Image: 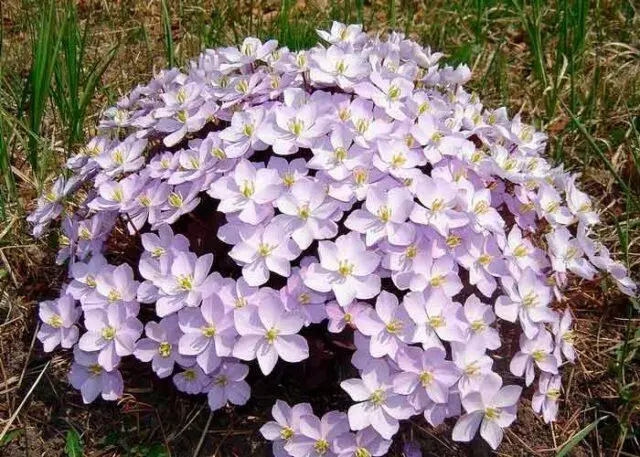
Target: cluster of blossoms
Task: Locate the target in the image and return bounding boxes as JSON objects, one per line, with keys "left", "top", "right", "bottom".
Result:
{"left": 31, "top": 21, "right": 636, "bottom": 454}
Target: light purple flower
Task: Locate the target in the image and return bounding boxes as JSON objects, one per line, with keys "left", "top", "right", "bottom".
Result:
{"left": 341, "top": 360, "right": 414, "bottom": 440}
{"left": 355, "top": 291, "right": 413, "bottom": 358}
{"left": 178, "top": 294, "right": 236, "bottom": 373}
{"left": 261, "top": 400, "right": 314, "bottom": 457}
{"left": 78, "top": 304, "right": 143, "bottom": 370}
{"left": 207, "top": 361, "right": 251, "bottom": 410}
{"left": 452, "top": 372, "right": 521, "bottom": 450}
{"left": 37, "top": 294, "right": 81, "bottom": 352}
{"left": 233, "top": 290, "right": 308, "bottom": 375}
{"left": 510, "top": 329, "right": 559, "bottom": 386}
{"left": 333, "top": 428, "right": 392, "bottom": 457}
{"left": 532, "top": 373, "right": 561, "bottom": 423}
{"left": 326, "top": 301, "right": 369, "bottom": 333}
{"left": 134, "top": 314, "right": 192, "bottom": 378}
{"left": 173, "top": 365, "right": 211, "bottom": 394}
{"left": 303, "top": 232, "right": 381, "bottom": 306}
{"left": 68, "top": 347, "right": 124, "bottom": 403}
{"left": 285, "top": 410, "right": 350, "bottom": 457}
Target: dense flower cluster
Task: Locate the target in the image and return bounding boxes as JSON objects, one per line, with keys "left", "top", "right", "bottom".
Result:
{"left": 30, "top": 21, "right": 636, "bottom": 453}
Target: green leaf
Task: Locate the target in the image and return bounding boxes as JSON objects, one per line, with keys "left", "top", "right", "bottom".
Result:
{"left": 65, "top": 428, "right": 84, "bottom": 457}
{"left": 0, "top": 429, "right": 23, "bottom": 447}
{"left": 555, "top": 416, "right": 607, "bottom": 457}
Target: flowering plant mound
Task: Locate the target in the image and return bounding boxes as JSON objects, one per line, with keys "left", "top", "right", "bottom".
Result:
{"left": 30, "top": 21, "right": 636, "bottom": 454}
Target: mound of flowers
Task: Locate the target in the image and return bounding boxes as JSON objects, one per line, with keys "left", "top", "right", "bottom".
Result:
{"left": 29, "top": 21, "right": 636, "bottom": 454}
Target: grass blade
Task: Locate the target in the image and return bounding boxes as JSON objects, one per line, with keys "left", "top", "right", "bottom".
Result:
{"left": 64, "top": 429, "right": 83, "bottom": 457}
{"left": 161, "top": 0, "right": 175, "bottom": 67}
{"left": 555, "top": 416, "right": 607, "bottom": 457}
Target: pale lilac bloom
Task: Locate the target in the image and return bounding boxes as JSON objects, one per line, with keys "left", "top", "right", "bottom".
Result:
{"left": 154, "top": 252, "right": 216, "bottom": 316}
{"left": 553, "top": 308, "right": 576, "bottom": 363}
{"left": 340, "top": 360, "right": 414, "bottom": 440}
{"left": 209, "top": 159, "right": 282, "bottom": 224}
{"left": 156, "top": 101, "right": 217, "bottom": 147}
{"left": 134, "top": 314, "right": 192, "bottom": 378}
{"left": 310, "top": 46, "right": 369, "bottom": 89}
{"left": 510, "top": 329, "right": 559, "bottom": 386}
{"left": 261, "top": 400, "right": 314, "bottom": 457}
{"left": 78, "top": 304, "right": 143, "bottom": 370}
{"left": 219, "top": 37, "right": 278, "bottom": 70}
{"left": 326, "top": 301, "right": 369, "bottom": 333}
{"left": 68, "top": 347, "right": 124, "bottom": 403}
{"left": 393, "top": 345, "right": 460, "bottom": 407}
{"left": 219, "top": 106, "right": 268, "bottom": 157}
{"left": 458, "top": 234, "right": 508, "bottom": 297}
{"left": 258, "top": 103, "right": 331, "bottom": 155}
{"left": 303, "top": 232, "right": 381, "bottom": 306}
{"left": 462, "top": 295, "right": 500, "bottom": 350}
{"left": 178, "top": 294, "right": 236, "bottom": 373}
{"left": 532, "top": 373, "right": 561, "bottom": 423}
{"left": 66, "top": 254, "right": 108, "bottom": 302}
{"left": 452, "top": 372, "right": 521, "bottom": 450}
{"left": 333, "top": 428, "right": 392, "bottom": 457}
{"left": 347, "top": 98, "right": 393, "bottom": 148}
{"left": 285, "top": 410, "right": 350, "bottom": 457}
{"left": 309, "top": 128, "right": 372, "bottom": 181}
{"left": 354, "top": 71, "right": 413, "bottom": 120}
{"left": 316, "top": 22, "right": 365, "bottom": 46}
{"left": 408, "top": 252, "right": 463, "bottom": 296}
{"left": 536, "top": 183, "right": 574, "bottom": 225}
{"left": 218, "top": 277, "right": 260, "bottom": 313}
{"left": 355, "top": 291, "right": 414, "bottom": 358}
{"left": 373, "top": 139, "right": 425, "bottom": 178}
{"left": 173, "top": 366, "right": 211, "bottom": 394}
{"left": 229, "top": 222, "right": 301, "bottom": 286}
{"left": 94, "top": 136, "right": 146, "bottom": 176}
{"left": 410, "top": 177, "right": 467, "bottom": 236}
{"left": 495, "top": 267, "right": 556, "bottom": 338}
{"left": 345, "top": 185, "right": 415, "bottom": 246}
{"left": 87, "top": 263, "right": 139, "bottom": 312}
{"left": 268, "top": 156, "right": 309, "bottom": 188}
{"left": 37, "top": 294, "right": 81, "bottom": 352}
{"left": 451, "top": 337, "right": 494, "bottom": 395}
{"left": 546, "top": 226, "right": 596, "bottom": 279}
{"left": 207, "top": 361, "right": 251, "bottom": 410}
{"left": 275, "top": 177, "right": 340, "bottom": 249}
{"left": 156, "top": 179, "right": 203, "bottom": 225}
{"left": 403, "top": 289, "right": 466, "bottom": 349}
{"left": 140, "top": 224, "right": 190, "bottom": 262}
{"left": 566, "top": 176, "right": 599, "bottom": 225}
{"left": 280, "top": 267, "right": 328, "bottom": 326}
{"left": 233, "top": 290, "right": 308, "bottom": 375}
{"left": 461, "top": 188, "right": 504, "bottom": 234}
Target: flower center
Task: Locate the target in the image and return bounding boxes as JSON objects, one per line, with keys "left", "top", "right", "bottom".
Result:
{"left": 547, "top": 388, "right": 561, "bottom": 400}
{"left": 385, "top": 319, "right": 403, "bottom": 334}
{"left": 88, "top": 364, "right": 103, "bottom": 377}
{"left": 471, "top": 320, "right": 486, "bottom": 331}
{"left": 280, "top": 427, "right": 294, "bottom": 441}
{"left": 107, "top": 289, "right": 122, "bottom": 303}
{"left": 314, "top": 439, "right": 330, "bottom": 455}
{"left": 338, "top": 260, "right": 354, "bottom": 277}
{"left": 288, "top": 119, "right": 305, "bottom": 136}
{"left": 429, "top": 315, "right": 445, "bottom": 328}
{"left": 152, "top": 247, "right": 165, "bottom": 257}
{"left": 353, "top": 168, "right": 368, "bottom": 185}
{"left": 242, "top": 124, "right": 255, "bottom": 137}
{"left": 212, "top": 147, "right": 226, "bottom": 159}
{"left": 478, "top": 254, "right": 492, "bottom": 265}
{"left": 265, "top": 328, "right": 279, "bottom": 343}
{"left": 388, "top": 85, "right": 401, "bottom": 100}
{"left": 298, "top": 292, "right": 311, "bottom": 305}
{"left": 513, "top": 244, "right": 528, "bottom": 258}
{"left": 406, "top": 244, "right": 418, "bottom": 259}
{"left": 177, "top": 110, "right": 188, "bottom": 123}
{"left": 355, "top": 119, "right": 369, "bottom": 134}
{"left": 334, "top": 147, "right": 348, "bottom": 162}
{"left": 139, "top": 195, "right": 152, "bottom": 207}
{"left": 111, "top": 188, "right": 124, "bottom": 203}
{"left": 78, "top": 226, "right": 91, "bottom": 240}
{"left": 258, "top": 243, "right": 275, "bottom": 257}
{"left": 183, "top": 369, "right": 197, "bottom": 381}
{"left": 446, "top": 234, "right": 461, "bottom": 248}
{"left": 234, "top": 297, "right": 248, "bottom": 308}
{"left": 431, "top": 198, "right": 444, "bottom": 212}
{"left": 282, "top": 173, "right": 296, "bottom": 187}
{"left": 370, "top": 388, "right": 386, "bottom": 406}
{"left": 298, "top": 205, "right": 311, "bottom": 220}
{"left": 532, "top": 349, "right": 547, "bottom": 362}
{"left": 430, "top": 275, "right": 445, "bottom": 287}
{"left": 158, "top": 342, "right": 172, "bottom": 357}
{"left": 338, "top": 108, "right": 351, "bottom": 121}
{"left": 48, "top": 314, "right": 63, "bottom": 328}
{"left": 168, "top": 192, "right": 184, "bottom": 208}
{"left": 343, "top": 313, "right": 352, "bottom": 323}
{"left": 101, "top": 326, "right": 116, "bottom": 340}
{"left": 562, "top": 330, "right": 575, "bottom": 344}
{"left": 201, "top": 325, "right": 217, "bottom": 337}
{"left": 485, "top": 407, "right": 501, "bottom": 420}
{"left": 464, "top": 362, "right": 479, "bottom": 376}
{"left": 474, "top": 200, "right": 490, "bottom": 215}
{"left": 214, "top": 375, "right": 229, "bottom": 386}
{"left": 390, "top": 153, "right": 406, "bottom": 168}
{"left": 177, "top": 274, "right": 194, "bottom": 291}
{"left": 545, "top": 201, "right": 560, "bottom": 213}
{"left": 355, "top": 448, "right": 372, "bottom": 457}
{"left": 86, "top": 276, "right": 97, "bottom": 288}
{"left": 522, "top": 292, "right": 538, "bottom": 308}
{"left": 236, "top": 80, "right": 249, "bottom": 94}
{"left": 377, "top": 206, "right": 391, "bottom": 223}
{"left": 419, "top": 371, "right": 434, "bottom": 387}
{"left": 241, "top": 180, "right": 255, "bottom": 198}
{"left": 112, "top": 149, "right": 124, "bottom": 165}
{"left": 335, "top": 60, "right": 347, "bottom": 74}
